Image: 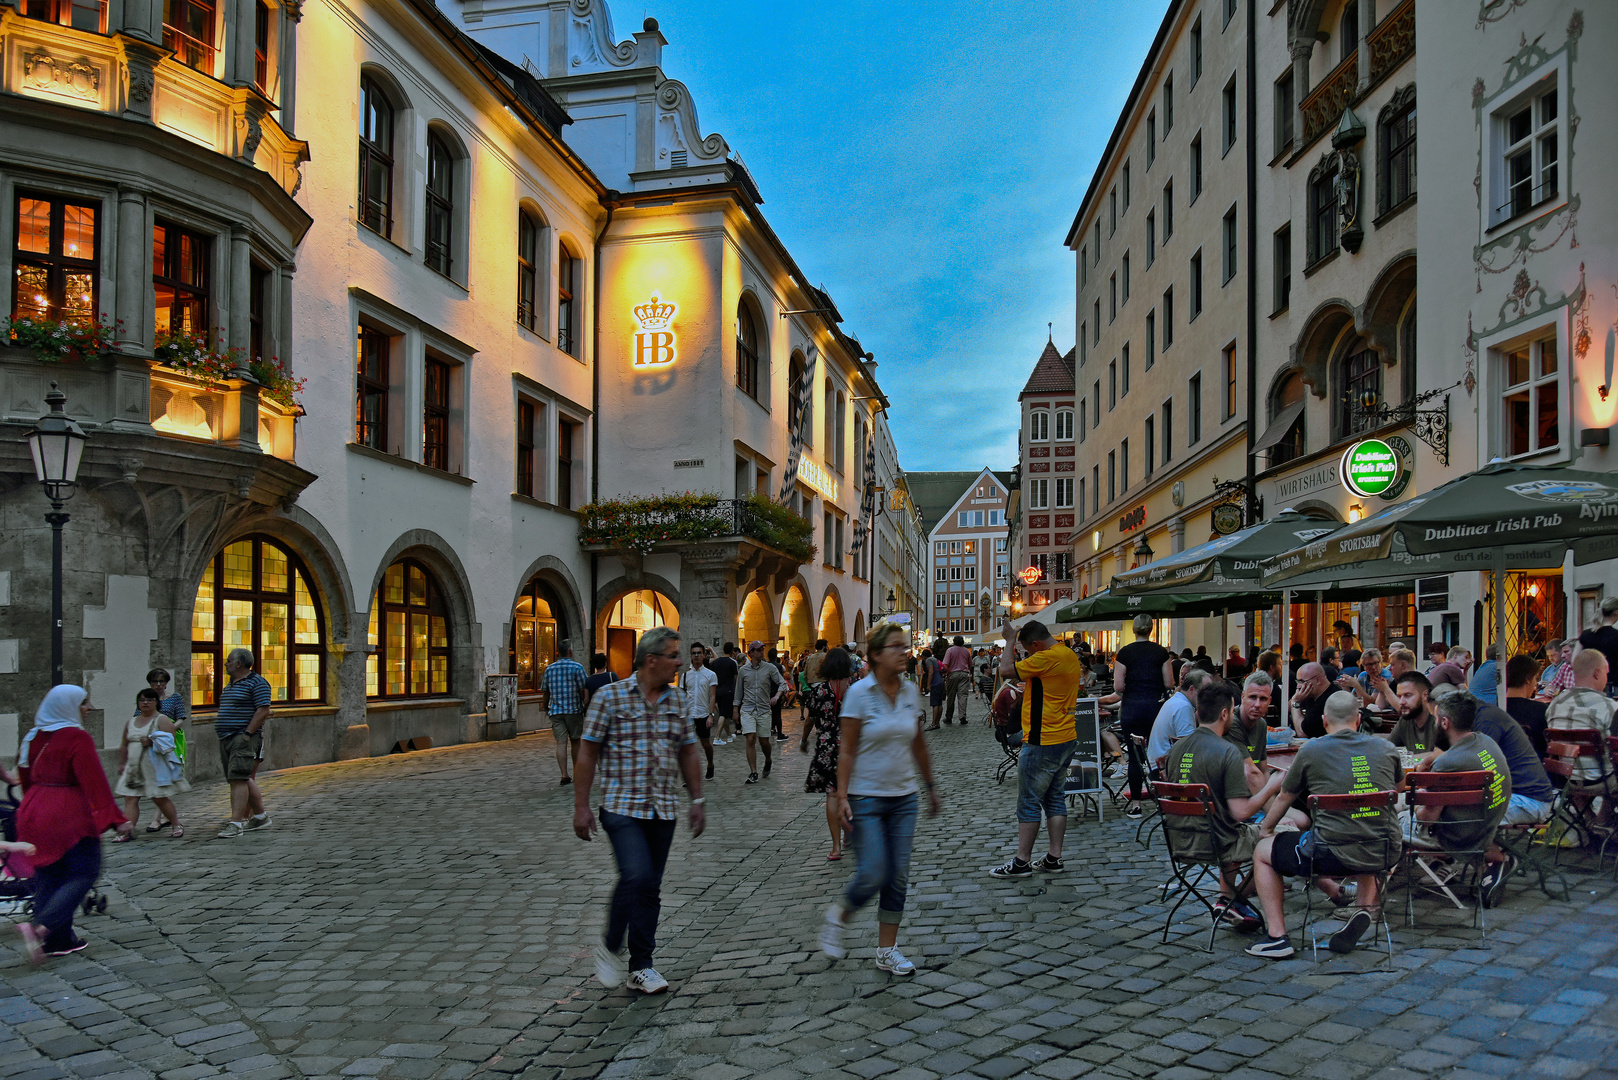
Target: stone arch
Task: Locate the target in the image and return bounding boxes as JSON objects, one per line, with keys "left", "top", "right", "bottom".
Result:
{"left": 1358, "top": 250, "right": 1416, "bottom": 366}
{"left": 365, "top": 529, "right": 482, "bottom": 704}
{"left": 818, "top": 585, "right": 846, "bottom": 647}
{"left": 505, "top": 555, "right": 586, "bottom": 690}
{"left": 594, "top": 577, "right": 681, "bottom": 676}
{"left": 738, "top": 588, "right": 775, "bottom": 649}
{"left": 1290, "top": 298, "right": 1357, "bottom": 399}
{"left": 779, "top": 578, "right": 816, "bottom": 654}
{"left": 850, "top": 611, "right": 866, "bottom": 646}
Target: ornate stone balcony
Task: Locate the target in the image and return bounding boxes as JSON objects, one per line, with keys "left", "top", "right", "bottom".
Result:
{"left": 1295, "top": 0, "right": 1414, "bottom": 156}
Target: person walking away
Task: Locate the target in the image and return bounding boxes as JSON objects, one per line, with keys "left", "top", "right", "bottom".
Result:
{"left": 819, "top": 623, "right": 940, "bottom": 974}
{"left": 574, "top": 627, "right": 704, "bottom": 995}
{"left": 941, "top": 636, "right": 974, "bottom": 724}
{"left": 112, "top": 689, "right": 189, "bottom": 839}
{"left": 989, "top": 619, "right": 1087, "bottom": 877}
{"left": 738, "top": 641, "right": 786, "bottom": 783}
{"left": 804, "top": 639, "right": 828, "bottom": 688}
{"left": 1114, "top": 615, "right": 1173, "bottom": 814}
{"left": 14, "top": 686, "right": 132, "bottom": 962}
{"left": 144, "top": 668, "right": 188, "bottom": 832}
{"left": 769, "top": 647, "right": 789, "bottom": 741}
{"left": 681, "top": 642, "right": 719, "bottom": 780}
{"left": 923, "top": 642, "right": 945, "bottom": 729}
{"left": 711, "top": 642, "right": 740, "bottom": 744}
{"left": 542, "top": 641, "right": 588, "bottom": 786}
{"left": 215, "top": 648, "right": 271, "bottom": 838}
{"left": 802, "top": 647, "right": 856, "bottom": 860}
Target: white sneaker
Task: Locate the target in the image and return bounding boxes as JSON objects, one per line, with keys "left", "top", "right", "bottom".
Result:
{"left": 627, "top": 967, "right": 669, "bottom": 994}
{"left": 818, "top": 904, "right": 847, "bottom": 959}
{"left": 1105, "top": 761, "right": 1128, "bottom": 779}
{"left": 215, "top": 821, "right": 245, "bottom": 839}
{"left": 875, "top": 947, "right": 915, "bottom": 975}
{"left": 244, "top": 813, "right": 272, "bottom": 832}
{"left": 594, "top": 942, "right": 626, "bottom": 988}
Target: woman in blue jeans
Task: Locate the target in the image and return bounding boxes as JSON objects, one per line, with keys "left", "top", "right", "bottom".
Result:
{"left": 819, "top": 622, "right": 941, "bottom": 975}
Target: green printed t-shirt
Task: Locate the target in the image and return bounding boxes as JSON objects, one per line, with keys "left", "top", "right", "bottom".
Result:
{"left": 1283, "top": 728, "right": 1403, "bottom": 872}
{"left": 1164, "top": 726, "right": 1250, "bottom": 860}
{"left": 1388, "top": 712, "right": 1440, "bottom": 753}
{"left": 1430, "top": 731, "right": 1512, "bottom": 851}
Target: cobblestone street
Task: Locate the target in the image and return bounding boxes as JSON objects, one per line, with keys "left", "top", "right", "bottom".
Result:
{"left": 6, "top": 697, "right": 1618, "bottom": 1080}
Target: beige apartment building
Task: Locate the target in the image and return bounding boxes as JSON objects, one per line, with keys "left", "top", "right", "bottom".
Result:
{"left": 1007, "top": 339, "right": 1077, "bottom": 617}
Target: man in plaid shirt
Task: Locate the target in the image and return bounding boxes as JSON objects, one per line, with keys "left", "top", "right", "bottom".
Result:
{"left": 542, "top": 642, "right": 588, "bottom": 786}
{"left": 1547, "top": 649, "right": 1616, "bottom": 783}
{"left": 574, "top": 627, "right": 705, "bottom": 995}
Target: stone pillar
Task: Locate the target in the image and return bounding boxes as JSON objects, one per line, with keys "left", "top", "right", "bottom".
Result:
{"left": 678, "top": 545, "right": 742, "bottom": 659}
{"left": 1291, "top": 41, "right": 1312, "bottom": 149}
{"left": 219, "top": 379, "right": 263, "bottom": 452}
{"left": 113, "top": 187, "right": 148, "bottom": 354}
{"left": 116, "top": 0, "right": 161, "bottom": 44}
{"left": 227, "top": 226, "right": 250, "bottom": 355}
{"left": 229, "top": 0, "right": 256, "bottom": 87}
{"left": 276, "top": 262, "right": 294, "bottom": 365}
{"left": 278, "top": 3, "right": 298, "bottom": 131}
{"left": 1357, "top": 0, "right": 1374, "bottom": 93}
{"left": 1168, "top": 520, "right": 1187, "bottom": 653}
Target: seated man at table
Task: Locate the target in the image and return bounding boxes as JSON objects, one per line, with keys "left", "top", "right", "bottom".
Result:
{"left": 1386, "top": 672, "right": 1442, "bottom": 754}
{"left": 1288, "top": 663, "right": 1331, "bottom": 739}
{"left": 1226, "top": 672, "right": 1273, "bottom": 772}
{"left": 1163, "top": 680, "right": 1284, "bottom": 933}
{"left": 1146, "top": 668, "right": 1215, "bottom": 768}
{"left": 1409, "top": 693, "right": 1510, "bottom": 852}
{"left": 1429, "top": 647, "right": 1473, "bottom": 690}
{"left": 1248, "top": 692, "right": 1403, "bottom": 959}
{"left": 1503, "top": 654, "right": 1549, "bottom": 756}
{"left": 1363, "top": 648, "right": 1417, "bottom": 712}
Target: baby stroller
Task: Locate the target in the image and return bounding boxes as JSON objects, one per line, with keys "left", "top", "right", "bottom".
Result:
{"left": 0, "top": 784, "right": 108, "bottom": 919}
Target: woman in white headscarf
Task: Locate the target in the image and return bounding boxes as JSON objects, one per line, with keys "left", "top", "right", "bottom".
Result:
{"left": 14, "top": 685, "right": 130, "bottom": 964}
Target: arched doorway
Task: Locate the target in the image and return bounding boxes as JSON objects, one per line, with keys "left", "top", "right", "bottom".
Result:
{"left": 605, "top": 589, "right": 678, "bottom": 677}
{"left": 510, "top": 575, "right": 570, "bottom": 693}
{"left": 780, "top": 584, "right": 814, "bottom": 654}
{"left": 850, "top": 611, "right": 866, "bottom": 648}
{"left": 738, "top": 589, "right": 773, "bottom": 649}
{"left": 819, "top": 590, "right": 845, "bottom": 648}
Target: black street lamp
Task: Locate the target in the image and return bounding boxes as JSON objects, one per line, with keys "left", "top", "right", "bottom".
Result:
{"left": 1134, "top": 535, "right": 1154, "bottom": 565}
{"left": 26, "top": 383, "right": 87, "bottom": 687}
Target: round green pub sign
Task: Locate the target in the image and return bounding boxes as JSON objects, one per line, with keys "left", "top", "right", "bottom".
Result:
{"left": 1340, "top": 439, "right": 1402, "bottom": 498}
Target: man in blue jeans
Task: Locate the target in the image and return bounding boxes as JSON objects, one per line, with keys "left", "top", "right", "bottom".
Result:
{"left": 574, "top": 627, "right": 706, "bottom": 995}
{"left": 989, "top": 620, "right": 1088, "bottom": 878}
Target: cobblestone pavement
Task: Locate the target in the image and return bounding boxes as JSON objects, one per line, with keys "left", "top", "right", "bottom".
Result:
{"left": 6, "top": 694, "right": 1618, "bottom": 1080}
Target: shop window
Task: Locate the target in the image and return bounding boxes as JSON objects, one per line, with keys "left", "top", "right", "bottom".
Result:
{"left": 510, "top": 577, "right": 564, "bottom": 692}
{"left": 153, "top": 221, "right": 209, "bottom": 337}
{"left": 358, "top": 75, "right": 396, "bottom": 236}
{"left": 354, "top": 326, "right": 389, "bottom": 451}
{"left": 557, "top": 246, "right": 578, "bottom": 355}
{"left": 517, "top": 210, "right": 540, "bottom": 330}
{"left": 191, "top": 536, "right": 325, "bottom": 708}
{"left": 163, "top": 0, "right": 216, "bottom": 73}
{"left": 19, "top": 0, "right": 105, "bottom": 33}
{"left": 12, "top": 193, "right": 97, "bottom": 324}
{"left": 367, "top": 559, "right": 451, "bottom": 698}
{"left": 424, "top": 134, "right": 454, "bottom": 276}
{"left": 1501, "top": 332, "right": 1560, "bottom": 458}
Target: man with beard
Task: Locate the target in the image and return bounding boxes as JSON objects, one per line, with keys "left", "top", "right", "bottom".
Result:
{"left": 1289, "top": 663, "right": 1331, "bottom": 739}
{"left": 1386, "top": 672, "right": 1441, "bottom": 754}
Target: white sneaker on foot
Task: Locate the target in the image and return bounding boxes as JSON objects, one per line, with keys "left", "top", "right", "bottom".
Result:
{"left": 627, "top": 967, "right": 669, "bottom": 994}
{"left": 594, "top": 942, "right": 626, "bottom": 988}
{"left": 215, "top": 821, "right": 245, "bottom": 839}
{"left": 818, "top": 904, "right": 847, "bottom": 959}
{"left": 244, "top": 813, "right": 272, "bottom": 832}
{"left": 875, "top": 947, "right": 915, "bottom": 975}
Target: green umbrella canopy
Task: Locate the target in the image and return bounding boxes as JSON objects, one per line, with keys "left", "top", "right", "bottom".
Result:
{"left": 1112, "top": 510, "right": 1342, "bottom": 595}
{"left": 1262, "top": 462, "right": 1618, "bottom": 588}
{"left": 1051, "top": 588, "right": 1280, "bottom": 626}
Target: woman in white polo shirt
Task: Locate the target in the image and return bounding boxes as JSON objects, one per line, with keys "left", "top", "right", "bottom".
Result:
{"left": 818, "top": 621, "right": 942, "bottom": 976}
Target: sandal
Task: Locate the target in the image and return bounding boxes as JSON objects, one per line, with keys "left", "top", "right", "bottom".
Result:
{"left": 109, "top": 833, "right": 134, "bottom": 843}
{"left": 145, "top": 820, "right": 168, "bottom": 833}
{"left": 170, "top": 825, "right": 185, "bottom": 838}
{"left": 827, "top": 850, "right": 842, "bottom": 861}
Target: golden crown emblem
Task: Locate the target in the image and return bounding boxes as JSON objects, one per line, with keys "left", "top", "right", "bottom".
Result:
{"left": 634, "top": 295, "right": 676, "bottom": 330}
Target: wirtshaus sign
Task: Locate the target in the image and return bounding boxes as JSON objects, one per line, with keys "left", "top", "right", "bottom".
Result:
{"left": 1340, "top": 439, "right": 1403, "bottom": 498}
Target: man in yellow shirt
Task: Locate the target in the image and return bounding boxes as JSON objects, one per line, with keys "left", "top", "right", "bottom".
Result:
{"left": 990, "top": 620, "right": 1087, "bottom": 878}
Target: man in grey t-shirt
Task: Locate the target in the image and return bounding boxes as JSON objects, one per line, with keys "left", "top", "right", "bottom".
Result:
{"left": 1419, "top": 694, "right": 1511, "bottom": 854}
{"left": 1247, "top": 691, "right": 1402, "bottom": 959}
{"left": 737, "top": 640, "right": 785, "bottom": 784}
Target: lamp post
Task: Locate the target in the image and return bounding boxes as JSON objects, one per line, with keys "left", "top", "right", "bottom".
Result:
{"left": 1134, "top": 535, "right": 1154, "bottom": 566}
{"left": 26, "top": 383, "right": 88, "bottom": 687}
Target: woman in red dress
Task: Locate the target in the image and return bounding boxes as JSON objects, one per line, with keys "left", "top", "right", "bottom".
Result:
{"left": 14, "top": 684, "right": 130, "bottom": 963}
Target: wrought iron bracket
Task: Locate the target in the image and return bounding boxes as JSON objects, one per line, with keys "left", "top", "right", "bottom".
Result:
{"left": 1355, "top": 382, "right": 1455, "bottom": 467}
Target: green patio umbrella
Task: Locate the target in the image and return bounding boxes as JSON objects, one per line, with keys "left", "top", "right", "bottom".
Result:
{"left": 1262, "top": 462, "right": 1618, "bottom": 702}
{"left": 1111, "top": 509, "right": 1343, "bottom": 595}
{"left": 1050, "top": 588, "right": 1279, "bottom": 626}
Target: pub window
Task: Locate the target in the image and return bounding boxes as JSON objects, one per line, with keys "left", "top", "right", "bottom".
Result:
{"left": 367, "top": 559, "right": 451, "bottom": 698}
{"left": 736, "top": 301, "right": 761, "bottom": 399}
{"left": 424, "top": 134, "right": 454, "bottom": 276}
{"left": 1337, "top": 346, "right": 1379, "bottom": 439}
{"left": 355, "top": 326, "right": 389, "bottom": 451}
{"left": 510, "top": 576, "right": 564, "bottom": 693}
{"left": 163, "top": 0, "right": 216, "bottom": 73}
{"left": 557, "top": 246, "right": 578, "bottom": 355}
{"left": 517, "top": 210, "right": 540, "bottom": 331}
{"left": 423, "top": 357, "right": 450, "bottom": 471}
{"left": 358, "top": 76, "right": 395, "bottom": 236}
{"left": 18, "top": 0, "right": 106, "bottom": 32}
{"left": 191, "top": 535, "right": 325, "bottom": 708}
{"left": 516, "top": 398, "right": 536, "bottom": 497}
{"left": 12, "top": 193, "right": 97, "bottom": 324}
{"left": 153, "top": 221, "right": 209, "bottom": 337}
{"left": 1270, "top": 372, "right": 1305, "bottom": 466}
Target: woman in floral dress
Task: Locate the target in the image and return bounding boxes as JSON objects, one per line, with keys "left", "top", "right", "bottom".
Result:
{"left": 802, "top": 647, "right": 855, "bottom": 860}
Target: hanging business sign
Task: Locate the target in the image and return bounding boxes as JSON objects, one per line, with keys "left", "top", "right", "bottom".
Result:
{"left": 1017, "top": 565, "right": 1043, "bottom": 585}
{"left": 797, "top": 458, "right": 838, "bottom": 501}
{"left": 1211, "top": 503, "right": 1245, "bottom": 535}
{"left": 1340, "top": 438, "right": 1403, "bottom": 498}
{"left": 632, "top": 295, "right": 677, "bottom": 367}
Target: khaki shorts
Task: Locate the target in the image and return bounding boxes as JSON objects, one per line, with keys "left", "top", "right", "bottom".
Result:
{"left": 1220, "top": 821, "right": 1261, "bottom": 864}
{"left": 740, "top": 709, "right": 772, "bottom": 736}
{"left": 550, "top": 712, "right": 584, "bottom": 740}
{"left": 218, "top": 730, "right": 263, "bottom": 781}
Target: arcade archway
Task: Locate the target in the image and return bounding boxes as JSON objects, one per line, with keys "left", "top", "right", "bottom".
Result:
{"left": 780, "top": 584, "right": 814, "bottom": 654}
{"left": 818, "top": 589, "right": 845, "bottom": 648}
{"left": 603, "top": 589, "right": 678, "bottom": 677}
{"left": 738, "top": 589, "right": 774, "bottom": 648}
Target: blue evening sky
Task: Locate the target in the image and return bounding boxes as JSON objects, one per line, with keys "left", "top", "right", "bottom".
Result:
{"left": 620, "top": 0, "right": 1167, "bottom": 471}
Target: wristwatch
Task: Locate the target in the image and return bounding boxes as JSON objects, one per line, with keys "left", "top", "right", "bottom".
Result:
{"left": 690, "top": 797, "right": 705, "bottom": 805}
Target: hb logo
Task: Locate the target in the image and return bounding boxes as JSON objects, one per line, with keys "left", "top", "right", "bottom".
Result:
{"left": 633, "top": 296, "right": 677, "bottom": 367}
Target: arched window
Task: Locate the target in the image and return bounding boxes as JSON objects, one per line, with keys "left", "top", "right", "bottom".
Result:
{"left": 557, "top": 246, "right": 577, "bottom": 355}
{"left": 1337, "top": 344, "right": 1379, "bottom": 439}
{"left": 358, "top": 76, "right": 395, "bottom": 236}
{"left": 787, "top": 351, "right": 806, "bottom": 432}
{"left": 367, "top": 559, "right": 451, "bottom": 698}
{"left": 1029, "top": 410, "right": 1050, "bottom": 441}
{"left": 510, "top": 577, "right": 568, "bottom": 692}
{"left": 191, "top": 536, "right": 325, "bottom": 708}
{"left": 1054, "top": 409, "right": 1074, "bottom": 441}
{"left": 517, "top": 210, "right": 540, "bottom": 330}
{"left": 425, "top": 134, "right": 454, "bottom": 275}
{"left": 1269, "top": 372, "right": 1306, "bottom": 466}
{"left": 736, "top": 302, "right": 760, "bottom": 399}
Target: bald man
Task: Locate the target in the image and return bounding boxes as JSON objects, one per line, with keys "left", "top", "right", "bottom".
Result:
{"left": 1289, "top": 662, "right": 1332, "bottom": 739}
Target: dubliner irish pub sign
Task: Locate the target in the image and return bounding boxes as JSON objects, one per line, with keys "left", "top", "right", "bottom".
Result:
{"left": 1340, "top": 438, "right": 1403, "bottom": 498}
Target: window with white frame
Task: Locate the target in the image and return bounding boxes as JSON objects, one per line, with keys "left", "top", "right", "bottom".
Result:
{"left": 964, "top": 565, "right": 977, "bottom": 581}
{"left": 1488, "top": 72, "right": 1560, "bottom": 228}
{"left": 988, "top": 509, "right": 1002, "bottom": 526}
{"left": 936, "top": 593, "right": 948, "bottom": 609}
{"left": 996, "top": 538, "right": 1007, "bottom": 552}
{"left": 964, "top": 618, "right": 977, "bottom": 632}
{"left": 1027, "top": 478, "right": 1049, "bottom": 510}
{"left": 1499, "top": 330, "right": 1561, "bottom": 458}
{"left": 1030, "top": 410, "right": 1050, "bottom": 441}
{"left": 950, "top": 541, "right": 963, "bottom": 554}
{"left": 936, "top": 541, "right": 947, "bottom": 554}
{"left": 1055, "top": 477, "right": 1074, "bottom": 508}
{"left": 950, "top": 566, "right": 962, "bottom": 580}
{"left": 936, "top": 567, "right": 948, "bottom": 582}
{"left": 963, "top": 540, "right": 976, "bottom": 553}
{"left": 1055, "top": 409, "right": 1074, "bottom": 440}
